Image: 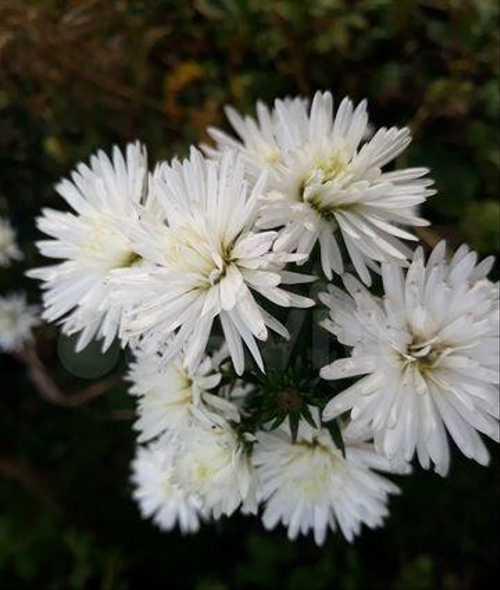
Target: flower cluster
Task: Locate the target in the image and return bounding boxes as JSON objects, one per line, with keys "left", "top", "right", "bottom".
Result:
{"left": 29, "top": 91, "right": 499, "bottom": 545}
{"left": 0, "top": 293, "right": 40, "bottom": 353}
{"left": 0, "top": 216, "right": 24, "bottom": 268}
{"left": 0, "top": 216, "right": 39, "bottom": 353}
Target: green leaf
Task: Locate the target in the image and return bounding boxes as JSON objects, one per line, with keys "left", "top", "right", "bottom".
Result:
{"left": 269, "top": 413, "right": 287, "bottom": 430}
{"left": 301, "top": 404, "right": 318, "bottom": 429}
{"left": 326, "top": 418, "right": 345, "bottom": 457}
{"left": 289, "top": 413, "right": 300, "bottom": 443}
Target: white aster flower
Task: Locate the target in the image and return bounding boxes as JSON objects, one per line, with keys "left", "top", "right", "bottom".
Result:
{"left": 0, "top": 293, "right": 40, "bottom": 352}
{"left": 204, "top": 96, "right": 308, "bottom": 176}
{"left": 111, "top": 148, "right": 315, "bottom": 375}
{"left": 28, "top": 142, "right": 149, "bottom": 352}
{"left": 128, "top": 345, "right": 240, "bottom": 443}
{"left": 0, "top": 216, "right": 23, "bottom": 267}
{"left": 170, "top": 410, "right": 257, "bottom": 518}
{"left": 131, "top": 442, "right": 202, "bottom": 534}
{"left": 206, "top": 91, "right": 435, "bottom": 284}
{"left": 253, "top": 412, "right": 406, "bottom": 545}
{"left": 320, "top": 242, "right": 500, "bottom": 476}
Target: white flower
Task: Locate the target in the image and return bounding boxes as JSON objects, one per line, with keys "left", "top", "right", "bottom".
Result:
{"left": 0, "top": 216, "right": 23, "bottom": 267}
{"left": 28, "top": 142, "right": 149, "bottom": 352}
{"left": 111, "top": 148, "right": 315, "bottom": 375}
{"left": 253, "top": 412, "right": 406, "bottom": 545}
{"left": 128, "top": 345, "right": 240, "bottom": 443}
{"left": 131, "top": 442, "right": 202, "bottom": 534}
{"left": 170, "top": 410, "right": 257, "bottom": 518}
{"left": 204, "top": 97, "right": 308, "bottom": 176}
{"left": 320, "top": 242, "right": 500, "bottom": 476}
{"left": 206, "top": 91, "right": 435, "bottom": 284}
{"left": 0, "top": 293, "right": 40, "bottom": 352}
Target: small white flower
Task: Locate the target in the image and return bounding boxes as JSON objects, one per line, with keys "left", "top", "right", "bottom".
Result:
{"left": 204, "top": 97, "right": 308, "bottom": 176}
{"left": 0, "top": 216, "right": 23, "bottom": 267}
{"left": 320, "top": 242, "right": 500, "bottom": 476}
{"left": 28, "top": 142, "right": 149, "bottom": 352}
{"left": 253, "top": 412, "right": 406, "bottom": 545}
{"left": 207, "top": 91, "right": 435, "bottom": 284}
{"left": 0, "top": 293, "right": 40, "bottom": 352}
{"left": 131, "top": 442, "right": 202, "bottom": 534}
{"left": 128, "top": 345, "right": 239, "bottom": 443}
{"left": 111, "top": 148, "right": 315, "bottom": 375}
{"left": 170, "top": 410, "right": 257, "bottom": 518}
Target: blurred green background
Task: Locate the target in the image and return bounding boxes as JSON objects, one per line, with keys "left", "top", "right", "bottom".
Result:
{"left": 1, "top": 1, "right": 499, "bottom": 589}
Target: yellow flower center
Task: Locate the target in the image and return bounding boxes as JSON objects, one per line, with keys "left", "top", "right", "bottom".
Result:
{"left": 300, "top": 150, "right": 350, "bottom": 221}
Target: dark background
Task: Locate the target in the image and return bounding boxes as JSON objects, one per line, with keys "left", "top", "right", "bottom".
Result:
{"left": 1, "top": 1, "right": 499, "bottom": 589}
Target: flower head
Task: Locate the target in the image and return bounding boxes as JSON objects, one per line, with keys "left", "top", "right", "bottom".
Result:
{"left": 128, "top": 345, "right": 239, "bottom": 443}
{"left": 207, "top": 91, "right": 435, "bottom": 283}
{"left": 320, "top": 243, "right": 500, "bottom": 475}
{"left": 0, "top": 216, "right": 23, "bottom": 267}
{"left": 112, "top": 148, "right": 315, "bottom": 375}
{"left": 131, "top": 442, "right": 202, "bottom": 534}
{"left": 0, "top": 293, "right": 40, "bottom": 353}
{"left": 204, "top": 97, "right": 308, "bottom": 176}
{"left": 28, "top": 142, "right": 149, "bottom": 352}
{"left": 253, "top": 411, "right": 406, "bottom": 545}
{"left": 170, "top": 410, "right": 257, "bottom": 518}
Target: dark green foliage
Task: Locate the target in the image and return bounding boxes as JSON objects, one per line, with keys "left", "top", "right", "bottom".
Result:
{"left": 1, "top": 1, "right": 499, "bottom": 588}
